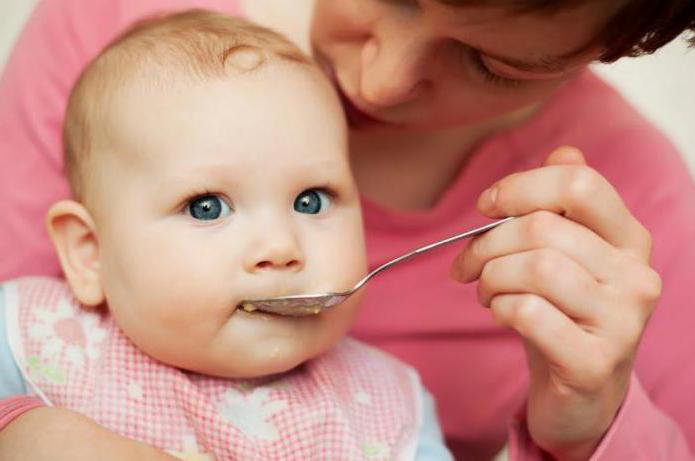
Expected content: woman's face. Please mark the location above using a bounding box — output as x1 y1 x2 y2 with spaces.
310 0 616 132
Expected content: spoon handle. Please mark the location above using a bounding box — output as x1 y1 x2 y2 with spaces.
351 217 515 292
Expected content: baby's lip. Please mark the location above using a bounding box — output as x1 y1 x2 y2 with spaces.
243 286 306 301
234 288 305 310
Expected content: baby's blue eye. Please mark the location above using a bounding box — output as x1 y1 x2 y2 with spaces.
188 195 232 221
294 189 331 215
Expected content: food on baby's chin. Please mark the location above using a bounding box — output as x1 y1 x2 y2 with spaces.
241 303 257 313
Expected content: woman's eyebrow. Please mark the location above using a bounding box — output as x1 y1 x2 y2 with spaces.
475 46 569 73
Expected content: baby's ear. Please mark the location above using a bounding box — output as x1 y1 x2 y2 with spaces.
46 200 105 307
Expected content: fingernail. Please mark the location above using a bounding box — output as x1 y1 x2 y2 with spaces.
552 145 583 159
449 254 466 282
450 261 463 282
479 185 498 212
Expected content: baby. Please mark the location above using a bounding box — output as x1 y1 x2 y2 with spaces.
0 10 451 461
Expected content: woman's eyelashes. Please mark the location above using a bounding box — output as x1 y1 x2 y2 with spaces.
378 0 420 8
187 194 233 221
294 189 333 215
464 47 524 88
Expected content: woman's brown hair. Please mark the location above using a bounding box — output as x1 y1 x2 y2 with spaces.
440 0 695 62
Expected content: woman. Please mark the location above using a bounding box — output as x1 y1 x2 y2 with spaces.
0 0 694 459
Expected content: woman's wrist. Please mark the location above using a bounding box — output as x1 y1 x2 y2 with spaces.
529 384 627 461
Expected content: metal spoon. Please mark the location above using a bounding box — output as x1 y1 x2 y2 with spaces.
240 217 515 317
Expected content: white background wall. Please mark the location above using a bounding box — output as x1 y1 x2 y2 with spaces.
593 39 695 173
2 1 694 173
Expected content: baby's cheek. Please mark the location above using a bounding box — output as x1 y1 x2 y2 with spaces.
111 266 224 349
317 215 366 274
333 233 367 281
117 296 223 369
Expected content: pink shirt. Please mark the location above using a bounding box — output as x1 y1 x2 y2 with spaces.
1 0 694 459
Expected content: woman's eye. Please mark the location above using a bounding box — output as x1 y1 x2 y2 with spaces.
187 195 232 221
464 47 523 89
378 0 419 7
294 189 331 215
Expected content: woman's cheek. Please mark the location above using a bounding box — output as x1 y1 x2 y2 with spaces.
313 0 375 36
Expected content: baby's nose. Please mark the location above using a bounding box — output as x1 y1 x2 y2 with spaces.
254 256 302 272
244 233 304 274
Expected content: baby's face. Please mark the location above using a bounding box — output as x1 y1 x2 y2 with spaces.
91 62 366 378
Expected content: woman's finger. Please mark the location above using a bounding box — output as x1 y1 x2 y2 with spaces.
478 248 605 324
453 211 625 283
477 164 651 261
490 293 595 372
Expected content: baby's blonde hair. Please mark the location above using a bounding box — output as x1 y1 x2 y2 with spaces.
63 9 311 202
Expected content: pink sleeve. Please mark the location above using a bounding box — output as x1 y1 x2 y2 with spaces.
0 396 44 432
508 124 695 460
0 0 241 281
508 375 694 460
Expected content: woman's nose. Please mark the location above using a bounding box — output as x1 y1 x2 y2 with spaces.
358 33 430 108
243 227 304 274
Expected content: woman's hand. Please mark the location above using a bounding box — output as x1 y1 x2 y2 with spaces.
451 147 662 460
0 407 178 460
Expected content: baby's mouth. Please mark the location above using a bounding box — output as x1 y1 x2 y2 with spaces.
234 275 346 317
238 302 259 313
235 287 328 317
233 302 279 320
235 290 305 316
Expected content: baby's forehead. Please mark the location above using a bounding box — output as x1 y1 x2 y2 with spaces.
101 64 345 170
108 59 332 135
64 11 336 204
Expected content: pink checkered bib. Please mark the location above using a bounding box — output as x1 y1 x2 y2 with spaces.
4 277 422 460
